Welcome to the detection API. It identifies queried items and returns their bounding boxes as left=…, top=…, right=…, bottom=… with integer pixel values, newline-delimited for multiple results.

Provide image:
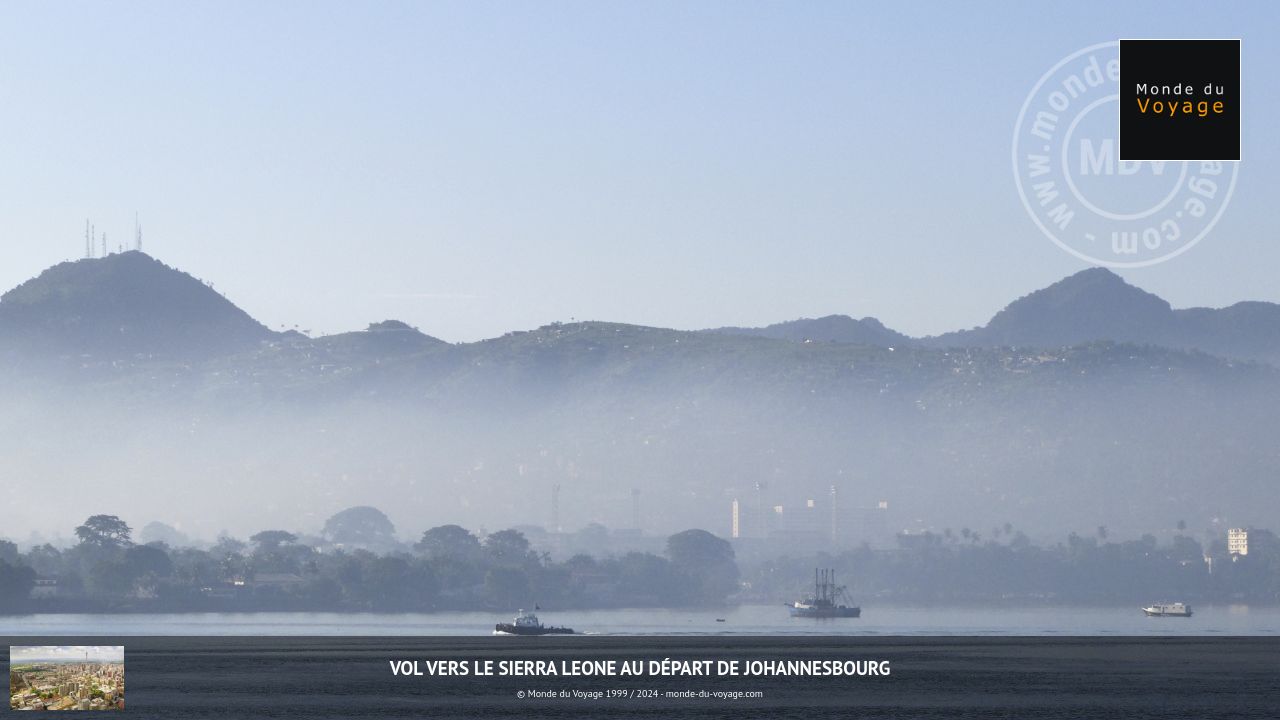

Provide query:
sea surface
left=3, top=603, right=1278, bottom=636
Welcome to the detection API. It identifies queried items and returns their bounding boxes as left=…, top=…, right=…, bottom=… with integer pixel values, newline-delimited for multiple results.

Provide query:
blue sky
left=0, top=1, right=1274, bottom=341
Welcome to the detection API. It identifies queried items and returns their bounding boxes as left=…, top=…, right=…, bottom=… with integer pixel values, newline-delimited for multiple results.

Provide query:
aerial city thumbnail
left=9, top=646, right=124, bottom=711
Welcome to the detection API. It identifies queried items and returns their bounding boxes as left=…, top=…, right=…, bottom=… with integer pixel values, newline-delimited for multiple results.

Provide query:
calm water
left=3, top=604, right=1278, bottom=636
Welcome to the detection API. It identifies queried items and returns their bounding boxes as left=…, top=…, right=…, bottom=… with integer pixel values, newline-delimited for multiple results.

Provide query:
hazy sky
left=0, top=1, right=1275, bottom=342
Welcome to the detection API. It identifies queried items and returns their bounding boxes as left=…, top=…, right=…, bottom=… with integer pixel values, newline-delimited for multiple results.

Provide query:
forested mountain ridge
left=1, top=253, right=1276, bottom=541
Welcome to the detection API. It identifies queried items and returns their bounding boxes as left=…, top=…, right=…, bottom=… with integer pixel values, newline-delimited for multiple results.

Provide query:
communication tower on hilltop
left=79, top=215, right=145, bottom=257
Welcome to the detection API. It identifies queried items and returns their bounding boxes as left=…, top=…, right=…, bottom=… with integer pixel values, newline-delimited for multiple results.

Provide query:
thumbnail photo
left=9, top=646, right=124, bottom=711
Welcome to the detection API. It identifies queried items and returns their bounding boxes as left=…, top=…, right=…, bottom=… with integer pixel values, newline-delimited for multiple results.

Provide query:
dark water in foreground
left=6, top=636, right=1278, bottom=719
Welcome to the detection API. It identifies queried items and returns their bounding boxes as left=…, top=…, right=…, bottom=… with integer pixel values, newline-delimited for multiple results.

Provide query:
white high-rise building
left=1228, top=528, right=1249, bottom=556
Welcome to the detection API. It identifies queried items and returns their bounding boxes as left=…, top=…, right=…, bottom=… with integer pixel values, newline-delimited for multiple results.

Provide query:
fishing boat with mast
left=788, top=568, right=861, bottom=618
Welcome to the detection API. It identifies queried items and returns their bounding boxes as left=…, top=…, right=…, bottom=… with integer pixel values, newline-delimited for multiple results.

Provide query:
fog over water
left=5, top=606, right=1279, bottom=636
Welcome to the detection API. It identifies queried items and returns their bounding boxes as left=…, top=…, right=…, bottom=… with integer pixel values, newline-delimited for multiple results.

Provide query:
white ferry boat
left=1142, top=602, right=1193, bottom=617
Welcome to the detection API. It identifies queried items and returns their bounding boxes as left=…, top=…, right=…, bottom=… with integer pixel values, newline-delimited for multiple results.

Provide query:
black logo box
left=1119, top=39, right=1241, bottom=161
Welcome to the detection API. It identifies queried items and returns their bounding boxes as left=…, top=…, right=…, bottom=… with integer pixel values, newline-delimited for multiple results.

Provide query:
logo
left=1013, top=41, right=1238, bottom=267
left=1119, top=39, right=1240, bottom=161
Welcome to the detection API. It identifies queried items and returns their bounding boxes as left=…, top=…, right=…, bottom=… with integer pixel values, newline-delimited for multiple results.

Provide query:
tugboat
left=788, top=568, right=861, bottom=618
left=1142, top=602, right=1193, bottom=617
left=494, top=609, right=575, bottom=635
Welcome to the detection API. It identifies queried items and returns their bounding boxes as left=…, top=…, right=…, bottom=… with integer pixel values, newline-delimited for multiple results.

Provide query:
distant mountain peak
left=994, top=267, right=1169, bottom=319
left=310, top=318, right=447, bottom=355
left=0, top=251, right=274, bottom=359
left=367, top=319, right=419, bottom=333
left=1067, top=266, right=1123, bottom=281
left=705, top=314, right=912, bottom=347
left=925, top=266, right=1175, bottom=350
left=1033, top=266, right=1163, bottom=304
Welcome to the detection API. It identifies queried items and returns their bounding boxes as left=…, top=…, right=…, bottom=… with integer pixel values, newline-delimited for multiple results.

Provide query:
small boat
left=1142, top=602, right=1193, bottom=617
left=494, top=609, right=575, bottom=635
left=715, top=618, right=726, bottom=622
left=788, top=568, right=861, bottom=618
